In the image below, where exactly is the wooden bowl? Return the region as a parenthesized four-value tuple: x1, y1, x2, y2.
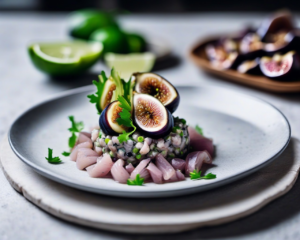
(189, 36, 300, 93)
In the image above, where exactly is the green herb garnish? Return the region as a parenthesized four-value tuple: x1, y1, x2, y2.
(137, 136, 144, 142)
(46, 148, 62, 164)
(190, 170, 216, 180)
(62, 151, 71, 157)
(87, 71, 108, 114)
(116, 96, 136, 143)
(127, 174, 144, 186)
(195, 125, 203, 136)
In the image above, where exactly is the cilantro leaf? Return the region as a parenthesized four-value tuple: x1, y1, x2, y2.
(190, 169, 216, 180)
(87, 71, 108, 114)
(127, 174, 144, 186)
(195, 125, 203, 136)
(68, 116, 84, 133)
(117, 95, 131, 112)
(116, 109, 132, 127)
(46, 148, 62, 164)
(68, 132, 77, 148)
(122, 78, 133, 106)
(62, 151, 71, 156)
(190, 169, 202, 180)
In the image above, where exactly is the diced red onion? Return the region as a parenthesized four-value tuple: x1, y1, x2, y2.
(155, 154, 176, 180)
(88, 153, 114, 178)
(188, 126, 214, 156)
(145, 137, 152, 145)
(111, 159, 130, 184)
(125, 163, 135, 174)
(185, 151, 212, 176)
(176, 170, 186, 181)
(171, 158, 186, 171)
(139, 168, 150, 181)
(76, 148, 99, 170)
(77, 132, 92, 145)
(139, 142, 150, 155)
(70, 141, 93, 161)
(146, 162, 163, 184)
(130, 158, 151, 180)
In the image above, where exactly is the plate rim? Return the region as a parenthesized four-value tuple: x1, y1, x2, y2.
(8, 85, 291, 198)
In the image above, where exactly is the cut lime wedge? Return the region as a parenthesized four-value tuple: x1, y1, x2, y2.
(104, 52, 155, 80)
(28, 41, 103, 76)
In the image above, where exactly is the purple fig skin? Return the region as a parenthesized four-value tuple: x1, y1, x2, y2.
(260, 52, 300, 81)
(230, 49, 265, 70)
(257, 11, 295, 42)
(134, 108, 174, 139)
(238, 58, 262, 75)
(133, 72, 180, 113)
(99, 102, 119, 136)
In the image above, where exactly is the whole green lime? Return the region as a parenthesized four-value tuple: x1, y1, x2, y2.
(125, 32, 147, 53)
(90, 26, 129, 54)
(68, 9, 118, 40)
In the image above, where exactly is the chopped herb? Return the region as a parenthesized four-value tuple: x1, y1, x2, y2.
(172, 126, 180, 133)
(64, 116, 85, 155)
(136, 154, 142, 159)
(98, 132, 102, 138)
(127, 174, 144, 186)
(137, 136, 144, 142)
(105, 138, 110, 144)
(46, 148, 62, 164)
(68, 132, 77, 148)
(87, 71, 108, 114)
(133, 148, 139, 154)
(168, 153, 175, 158)
(62, 151, 71, 157)
(181, 118, 186, 124)
(190, 170, 216, 180)
(179, 132, 183, 137)
(195, 125, 203, 136)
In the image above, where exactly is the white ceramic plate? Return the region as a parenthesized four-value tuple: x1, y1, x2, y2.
(8, 86, 291, 198)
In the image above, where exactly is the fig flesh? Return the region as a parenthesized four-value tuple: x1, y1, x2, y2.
(133, 94, 173, 139)
(99, 100, 127, 135)
(237, 58, 261, 75)
(100, 79, 116, 111)
(260, 51, 300, 81)
(133, 72, 180, 113)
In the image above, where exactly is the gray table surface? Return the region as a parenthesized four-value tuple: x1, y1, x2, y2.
(1, 12, 300, 240)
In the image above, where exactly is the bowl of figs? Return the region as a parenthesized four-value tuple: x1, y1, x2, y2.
(189, 10, 300, 92)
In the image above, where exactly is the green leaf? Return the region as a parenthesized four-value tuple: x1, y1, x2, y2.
(68, 132, 77, 148)
(118, 123, 136, 143)
(87, 71, 108, 114)
(127, 174, 144, 186)
(110, 68, 124, 102)
(190, 169, 216, 180)
(68, 116, 84, 133)
(45, 148, 62, 164)
(195, 125, 203, 136)
(62, 151, 71, 156)
(122, 78, 133, 106)
(190, 169, 201, 180)
(117, 95, 131, 112)
(201, 173, 217, 179)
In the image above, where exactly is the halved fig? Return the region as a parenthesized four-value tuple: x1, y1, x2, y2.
(99, 101, 127, 135)
(257, 10, 294, 42)
(240, 33, 264, 54)
(133, 93, 173, 139)
(100, 79, 116, 111)
(260, 51, 300, 81)
(133, 72, 180, 113)
(237, 58, 261, 75)
(206, 44, 239, 69)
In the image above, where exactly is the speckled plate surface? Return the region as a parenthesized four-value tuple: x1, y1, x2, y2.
(8, 86, 291, 198)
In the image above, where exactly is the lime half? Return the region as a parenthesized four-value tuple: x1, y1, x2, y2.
(104, 52, 155, 80)
(28, 41, 103, 76)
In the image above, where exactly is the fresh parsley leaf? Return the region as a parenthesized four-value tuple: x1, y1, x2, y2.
(117, 95, 131, 111)
(46, 148, 62, 164)
(127, 174, 144, 186)
(62, 151, 71, 157)
(68, 116, 84, 133)
(117, 109, 132, 127)
(195, 125, 203, 136)
(122, 78, 133, 106)
(68, 132, 77, 148)
(87, 71, 108, 114)
(118, 123, 137, 143)
(190, 169, 216, 180)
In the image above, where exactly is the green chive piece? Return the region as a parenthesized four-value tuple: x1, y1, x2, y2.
(136, 154, 142, 159)
(105, 138, 110, 144)
(137, 136, 144, 142)
(133, 147, 139, 154)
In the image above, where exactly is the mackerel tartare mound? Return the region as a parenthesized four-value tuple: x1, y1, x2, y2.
(65, 68, 216, 185)
(91, 117, 189, 164)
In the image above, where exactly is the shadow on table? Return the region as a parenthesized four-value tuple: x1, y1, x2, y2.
(42, 138, 300, 240)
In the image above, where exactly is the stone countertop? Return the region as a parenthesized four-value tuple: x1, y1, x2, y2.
(1, 12, 300, 240)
